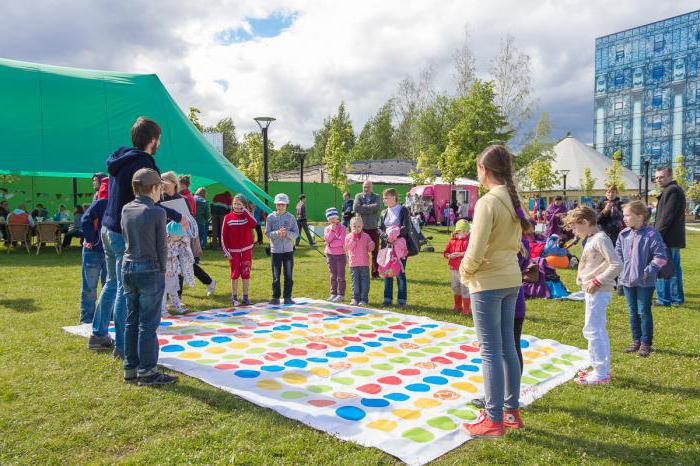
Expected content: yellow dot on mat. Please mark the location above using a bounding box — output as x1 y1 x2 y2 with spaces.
451 382 478 393
205 347 226 354
282 372 307 385
382 346 401 354
271 332 286 340
309 327 323 334
469 375 483 383
414 398 441 408
291 329 307 336
392 409 421 420
413 338 432 345
539 346 554 355
524 351 543 359
179 351 201 359
367 420 398 432
256 379 282 391
310 367 330 377
428 331 446 339
324 323 340 330
227 342 248 349
251 337 267 344
349 356 369 364
366 352 385 358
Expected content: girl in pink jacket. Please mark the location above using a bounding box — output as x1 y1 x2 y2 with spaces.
344 216 375 306
324 207 347 302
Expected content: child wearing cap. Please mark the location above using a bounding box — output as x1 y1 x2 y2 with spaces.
324 207 347 302
221 194 257 306
163 220 195 315
444 219 471 315
265 193 299 305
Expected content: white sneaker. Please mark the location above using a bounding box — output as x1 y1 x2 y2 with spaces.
327 295 337 302
207 279 217 297
350 299 359 306
358 301 367 306
335 296 345 303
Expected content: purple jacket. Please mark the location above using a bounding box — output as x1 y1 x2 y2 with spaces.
615 225 667 288
544 202 567 237
515 238 531 319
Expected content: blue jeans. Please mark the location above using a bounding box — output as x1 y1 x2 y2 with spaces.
197 221 208 249
122 261 165 377
624 286 654 345
79 248 106 324
470 286 521 422
351 266 370 302
383 258 407 305
656 248 683 305
271 252 294 300
92 228 127 351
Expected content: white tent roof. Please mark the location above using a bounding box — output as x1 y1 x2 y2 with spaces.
551 136 640 191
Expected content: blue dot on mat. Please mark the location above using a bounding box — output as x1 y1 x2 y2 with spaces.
361 398 390 408
363 341 382 347
520 339 530 348
407 328 425 334
214 313 230 318
406 383 430 392
393 333 412 339
352 312 368 317
231 311 248 316
336 406 366 421
307 357 328 363
291 323 308 328
441 369 464 378
261 365 284 372
187 340 209 348
423 376 448 385
234 370 260 378
421 324 438 328
254 329 272 334
384 393 410 401
273 325 292 331
326 351 348 358
159 321 172 327
285 359 308 368
195 316 213 320
472 358 483 364
456 364 480 372
378 337 397 342
345 346 365 353
161 344 184 352
211 336 232 343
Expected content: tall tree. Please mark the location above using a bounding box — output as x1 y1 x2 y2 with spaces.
393 66 435 159
188 107 204 132
237 132 266 184
674 155 689 191
352 100 396 161
525 158 558 193
489 35 536 142
452 26 477 97
273 142 305 173
414 94 456 159
323 120 353 192
605 150 626 191
580 167 596 196
515 112 554 171
205 117 239 164
308 102 355 166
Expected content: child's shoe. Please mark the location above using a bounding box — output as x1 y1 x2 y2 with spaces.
452 295 462 312
464 410 505 438
241 295 251 306
638 343 653 357
283 298 296 305
138 372 178 386
169 307 187 316
207 279 217 297
623 341 641 353
462 297 472 316
270 298 280 305
350 299 359 306
383 300 392 307
231 294 240 307
327 294 337 302
575 370 610 385
335 295 345 303
358 301 367 306
503 409 524 429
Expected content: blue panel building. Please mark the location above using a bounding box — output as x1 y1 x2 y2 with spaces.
594 10 700 179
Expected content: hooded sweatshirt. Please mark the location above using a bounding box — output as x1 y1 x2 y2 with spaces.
102 147 181 234
459 185 523 293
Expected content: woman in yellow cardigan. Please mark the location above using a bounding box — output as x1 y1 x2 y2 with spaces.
460 145 531 439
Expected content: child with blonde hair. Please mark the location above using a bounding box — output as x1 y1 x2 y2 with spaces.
345 216 375 306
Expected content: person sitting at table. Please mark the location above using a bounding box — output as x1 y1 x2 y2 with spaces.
8 203 34 226
62 205 85 248
31 203 49 221
53 204 72 232
0 200 8 243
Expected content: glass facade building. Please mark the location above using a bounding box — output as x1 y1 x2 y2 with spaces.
594 10 700 179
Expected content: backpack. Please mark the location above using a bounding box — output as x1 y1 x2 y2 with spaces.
378 245 403 278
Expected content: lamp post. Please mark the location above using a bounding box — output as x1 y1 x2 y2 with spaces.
254 116 276 204
294 150 306 194
642 157 650 205
559 169 570 201
637 174 643 198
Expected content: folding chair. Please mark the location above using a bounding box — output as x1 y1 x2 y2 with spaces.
35 222 62 255
7 224 32 254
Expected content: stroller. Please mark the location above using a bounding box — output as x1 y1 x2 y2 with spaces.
411 215 435 252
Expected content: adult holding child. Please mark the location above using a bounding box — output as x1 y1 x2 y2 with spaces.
459 145 529 439
378 188 411 308
353 181 381 279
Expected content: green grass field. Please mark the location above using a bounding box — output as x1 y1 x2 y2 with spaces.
1 227 699 465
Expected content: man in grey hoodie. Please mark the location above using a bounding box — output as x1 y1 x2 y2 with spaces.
353 181 381 278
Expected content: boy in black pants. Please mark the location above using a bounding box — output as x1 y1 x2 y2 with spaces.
121 168 176 386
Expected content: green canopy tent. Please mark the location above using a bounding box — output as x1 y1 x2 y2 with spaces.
0 58 272 211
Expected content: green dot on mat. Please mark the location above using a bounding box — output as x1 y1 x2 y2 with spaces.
280 391 307 399
528 370 550 379
196 359 218 365
307 385 332 393
561 354 584 361
402 427 435 443
406 352 425 358
437 342 452 347
268 342 287 348
520 376 540 385
246 347 265 354
448 408 477 420
550 357 573 366
352 369 374 377
289 338 307 344
450 337 466 343
422 347 442 354
371 320 388 327
427 416 457 430
371 363 393 371
390 357 410 364
385 317 401 323
223 354 243 360
180 328 200 334
331 377 354 385
341 329 357 335
356 324 373 330
540 363 563 372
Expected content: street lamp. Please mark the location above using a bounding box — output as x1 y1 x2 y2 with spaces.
559 169 570 201
294 150 306 194
642 156 650 205
254 116 276 204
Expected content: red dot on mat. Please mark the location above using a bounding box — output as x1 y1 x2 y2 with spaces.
309 313 325 318
430 356 453 365
359 333 377 338
342 336 361 342
460 345 479 352
402 321 418 326
307 343 328 350
286 348 307 356
217 328 238 333
259 322 274 327
158 339 168 345
172 335 193 340
264 352 286 361
291 316 308 321
398 368 420 376
308 399 336 407
377 376 402 385
357 383 382 394
214 364 239 370
240 359 263 365
374 330 391 334
446 352 467 360
388 325 406 330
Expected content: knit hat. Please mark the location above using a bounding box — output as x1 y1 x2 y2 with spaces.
325 207 339 220
455 219 470 233
166 221 186 237
274 193 289 205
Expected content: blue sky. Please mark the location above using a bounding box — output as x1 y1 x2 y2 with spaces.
215 13 296 45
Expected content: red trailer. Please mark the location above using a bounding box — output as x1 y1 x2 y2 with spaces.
408 179 480 224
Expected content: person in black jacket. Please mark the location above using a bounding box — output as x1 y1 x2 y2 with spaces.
653 166 686 306
597 185 624 246
378 188 410 308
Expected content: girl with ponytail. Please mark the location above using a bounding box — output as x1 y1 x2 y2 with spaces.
459 145 526 438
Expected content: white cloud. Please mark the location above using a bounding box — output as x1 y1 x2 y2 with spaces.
1 0 698 147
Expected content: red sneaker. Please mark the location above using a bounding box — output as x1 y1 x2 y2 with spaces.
452 295 463 313
464 410 505 438
503 409 524 429
462 297 472 316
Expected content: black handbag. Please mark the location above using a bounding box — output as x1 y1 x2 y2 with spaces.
657 246 675 279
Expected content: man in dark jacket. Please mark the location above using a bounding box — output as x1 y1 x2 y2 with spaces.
653 166 686 306
354 181 381 278
97 117 186 359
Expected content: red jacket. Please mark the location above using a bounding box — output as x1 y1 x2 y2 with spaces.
221 209 257 255
180 188 196 215
444 235 470 270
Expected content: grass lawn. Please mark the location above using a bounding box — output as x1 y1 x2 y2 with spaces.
1 227 699 465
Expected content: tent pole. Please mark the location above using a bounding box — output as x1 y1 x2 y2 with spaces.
72 178 78 208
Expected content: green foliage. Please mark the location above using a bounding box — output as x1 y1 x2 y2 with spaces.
580 167 596 196
409 149 436 185
187 107 204 132
272 143 305 173
204 117 239 164
323 117 353 191
351 100 396 161
673 155 689 191
605 150 625 191
0 174 19 185
515 112 554 171
415 95 456 159
237 132 266 184
525 158 559 193
308 102 355 167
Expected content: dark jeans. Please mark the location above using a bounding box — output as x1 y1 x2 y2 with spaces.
623 286 654 345
178 257 212 296
197 221 208 249
351 266 370 302
656 247 684 305
514 317 524 372
383 258 407 305
62 230 83 248
271 252 294 299
211 215 225 248
296 220 315 246
255 224 264 244
364 228 380 277
122 260 165 377
80 248 106 324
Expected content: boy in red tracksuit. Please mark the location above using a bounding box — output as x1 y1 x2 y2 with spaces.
221 194 257 306
443 219 471 315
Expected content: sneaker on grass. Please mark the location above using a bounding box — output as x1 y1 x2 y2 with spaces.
207 279 217 297
137 372 178 386
88 335 114 351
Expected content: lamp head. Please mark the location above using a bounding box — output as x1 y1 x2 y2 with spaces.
254 116 276 129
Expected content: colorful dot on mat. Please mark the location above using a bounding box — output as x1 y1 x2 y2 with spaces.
291 323 308 328
441 369 464 378
398 368 420 376
343 336 361 342
367 419 398 432
446 351 467 360
389 357 410 364
407 328 425 334
217 327 238 333
284 359 308 368
282 372 308 385
377 376 402 385
256 379 282 390
413 337 432 345
326 351 347 358
524 351 544 359
273 325 292 331
213 363 239 370
336 406 366 421
393 409 421 420
310 367 330 377
260 365 285 372
286 348 307 356
406 383 430 392
366 351 385 359
384 392 410 402
159 322 172 327
540 346 554 355
448 408 477 420
306 343 328 350
528 370 550 379
161 344 185 352
344 346 365 353
361 398 390 408
380 346 400 354
471 358 483 364
234 370 260 378
363 342 382 348
371 363 394 371
172 335 193 340
330 376 354 385
352 369 374 377
468 375 483 383
520 376 539 385
455 364 479 372
240 358 263 365
414 397 441 409
280 391 307 399
205 347 226 355
157 339 168 345
307 385 332 393
253 330 272 334
348 356 369 364
211 336 232 343
228 342 249 350
460 344 479 352
423 376 448 385
451 381 478 393
180 351 201 359
264 352 287 361
378 337 397 342
308 399 336 408
357 383 382 394
307 357 328 363
422 347 442 354
393 333 412 339
520 339 530 349
187 340 209 348
430 356 452 365
402 427 435 443
427 416 457 430
359 332 377 338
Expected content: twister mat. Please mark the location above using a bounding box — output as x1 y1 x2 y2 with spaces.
65 299 588 465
